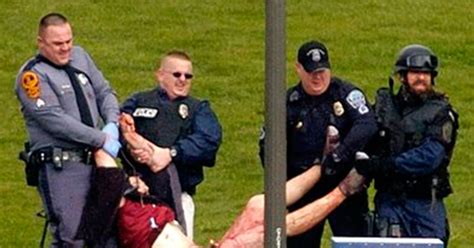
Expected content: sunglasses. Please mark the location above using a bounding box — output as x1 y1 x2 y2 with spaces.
164 70 194 80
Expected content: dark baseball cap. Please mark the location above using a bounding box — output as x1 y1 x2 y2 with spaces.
297 40 331 72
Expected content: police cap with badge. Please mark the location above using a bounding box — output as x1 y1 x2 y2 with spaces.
297 40 331 73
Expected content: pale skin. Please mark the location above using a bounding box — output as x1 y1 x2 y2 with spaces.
404 70 433 95
94 150 149 197
217 165 323 246
37 23 73 66
296 62 331 96
129 56 194 171
217 165 352 248
120 113 171 173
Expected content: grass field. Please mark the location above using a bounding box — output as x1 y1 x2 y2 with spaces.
0 0 473 247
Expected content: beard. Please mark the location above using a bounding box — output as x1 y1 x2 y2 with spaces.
398 83 435 106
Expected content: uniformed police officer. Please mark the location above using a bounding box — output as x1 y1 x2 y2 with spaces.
260 40 377 247
120 50 222 239
15 13 121 247
355 44 458 246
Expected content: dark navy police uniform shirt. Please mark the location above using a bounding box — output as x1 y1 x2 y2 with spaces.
285 77 377 192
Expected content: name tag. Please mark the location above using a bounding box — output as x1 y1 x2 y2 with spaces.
132 108 158 118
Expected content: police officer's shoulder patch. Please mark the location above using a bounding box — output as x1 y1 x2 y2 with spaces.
441 121 454 144
133 108 158 118
289 90 300 102
345 89 370 115
21 70 41 99
346 89 366 109
259 127 265 140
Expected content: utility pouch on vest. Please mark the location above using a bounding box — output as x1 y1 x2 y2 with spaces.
18 142 39 187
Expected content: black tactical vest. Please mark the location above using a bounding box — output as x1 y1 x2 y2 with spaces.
122 88 199 204
373 88 457 199
132 89 199 147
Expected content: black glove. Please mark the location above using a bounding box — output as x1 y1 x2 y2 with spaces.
322 153 344 176
354 156 394 177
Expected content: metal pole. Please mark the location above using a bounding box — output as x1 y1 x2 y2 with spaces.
264 0 286 247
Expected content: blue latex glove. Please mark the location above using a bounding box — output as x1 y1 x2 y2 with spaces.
102 122 119 140
102 136 121 158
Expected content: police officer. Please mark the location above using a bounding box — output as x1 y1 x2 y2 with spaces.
260 40 377 247
14 13 121 247
355 44 458 246
120 50 222 239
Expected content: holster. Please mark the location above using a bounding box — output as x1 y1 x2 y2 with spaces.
363 210 376 236
18 142 39 187
364 210 403 237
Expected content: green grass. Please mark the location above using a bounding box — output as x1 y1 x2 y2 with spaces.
0 0 472 247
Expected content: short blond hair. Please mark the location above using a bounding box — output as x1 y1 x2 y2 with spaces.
158 50 192 69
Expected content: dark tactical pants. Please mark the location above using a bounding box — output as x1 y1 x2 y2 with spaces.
375 192 449 246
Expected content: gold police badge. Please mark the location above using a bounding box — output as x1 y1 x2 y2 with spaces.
178 104 189 119
333 101 344 116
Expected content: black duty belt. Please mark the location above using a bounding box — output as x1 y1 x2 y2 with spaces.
31 147 93 165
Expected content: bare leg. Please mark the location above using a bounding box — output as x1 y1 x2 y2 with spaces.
287 168 365 235
120 113 170 173
217 168 365 247
94 148 117 167
286 165 321 206
217 166 321 245
119 113 154 154
287 187 346 236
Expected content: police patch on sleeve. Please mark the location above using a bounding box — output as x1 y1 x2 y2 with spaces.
289 90 300 102
259 127 265 140
346 89 368 114
441 121 453 144
132 108 158 118
21 71 41 99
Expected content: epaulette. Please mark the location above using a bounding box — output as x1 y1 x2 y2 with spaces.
22 55 42 72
